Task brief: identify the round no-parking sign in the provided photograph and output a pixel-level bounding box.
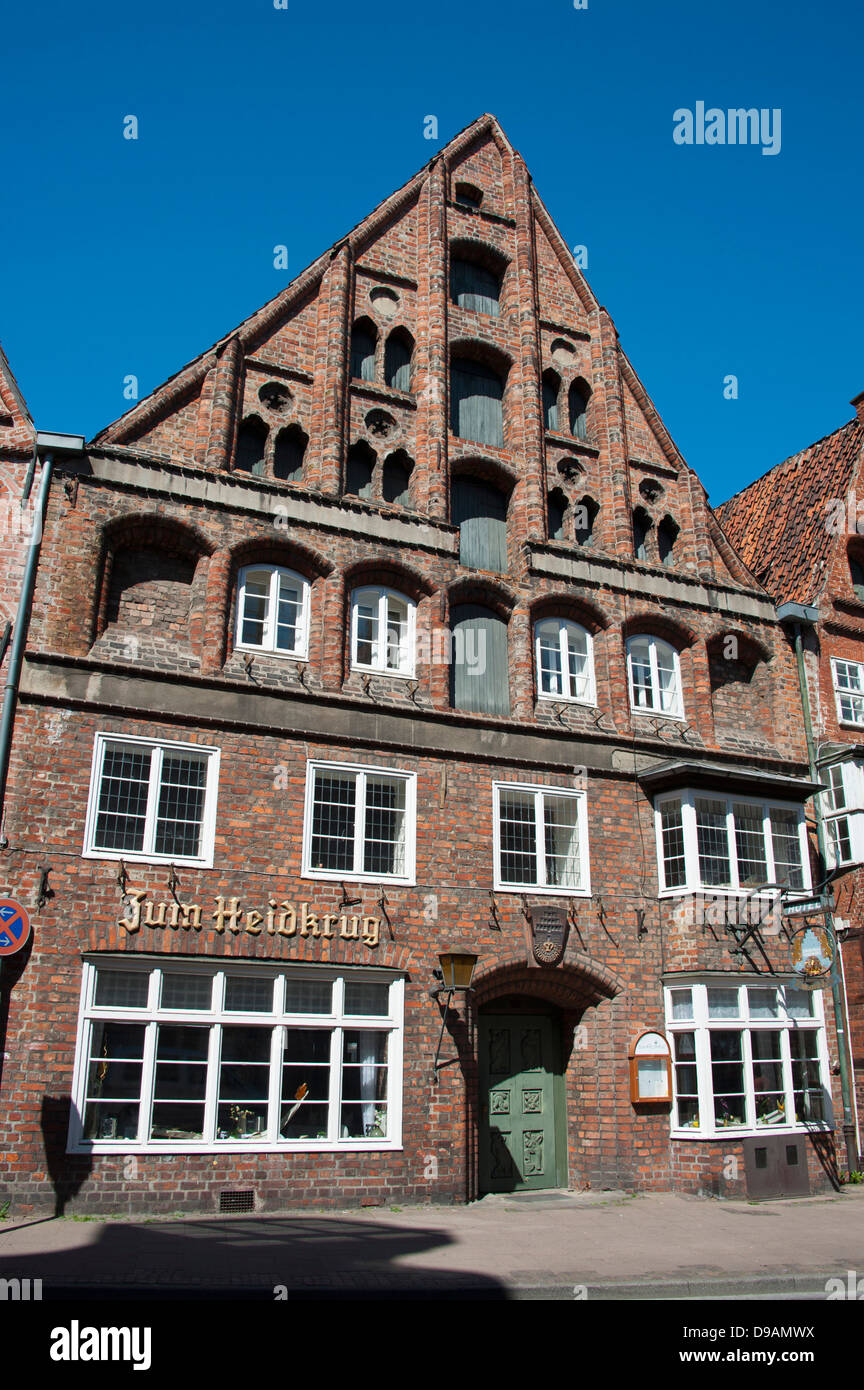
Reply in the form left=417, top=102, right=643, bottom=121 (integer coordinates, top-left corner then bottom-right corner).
left=0, top=899, right=30, bottom=956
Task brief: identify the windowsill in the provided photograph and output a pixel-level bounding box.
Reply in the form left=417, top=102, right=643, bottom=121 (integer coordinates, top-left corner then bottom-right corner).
left=630, top=706, right=685, bottom=723
left=234, top=645, right=308, bottom=662
left=82, top=848, right=214, bottom=870
left=537, top=694, right=596, bottom=709
left=658, top=886, right=785, bottom=899
left=301, top=868, right=415, bottom=888
left=671, top=1124, right=832, bottom=1142
left=70, top=1141, right=405, bottom=1156
left=494, top=883, right=590, bottom=898
left=350, top=665, right=416, bottom=681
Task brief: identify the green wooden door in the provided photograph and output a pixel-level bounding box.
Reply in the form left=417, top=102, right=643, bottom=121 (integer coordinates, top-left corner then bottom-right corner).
left=479, top=1015, right=561, bottom=1193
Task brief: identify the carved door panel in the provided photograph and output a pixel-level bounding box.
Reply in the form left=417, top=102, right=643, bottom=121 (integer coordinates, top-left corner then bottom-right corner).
left=478, top=1015, right=559, bottom=1192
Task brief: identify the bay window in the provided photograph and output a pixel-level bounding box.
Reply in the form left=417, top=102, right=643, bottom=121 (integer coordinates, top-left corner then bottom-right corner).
left=493, top=781, right=590, bottom=894
left=83, top=734, right=220, bottom=868
left=664, top=980, right=830, bottom=1137
left=823, top=759, right=864, bottom=868
left=350, top=586, right=415, bottom=677
left=70, top=959, right=404, bottom=1152
left=235, top=565, right=309, bottom=659
left=627, top=635, right=683, bottom=717
left=655, top=791, right=809, bottom=894
left=303, top=761, right=416, bottom=885
left=535, top=618, right=595, bottom=704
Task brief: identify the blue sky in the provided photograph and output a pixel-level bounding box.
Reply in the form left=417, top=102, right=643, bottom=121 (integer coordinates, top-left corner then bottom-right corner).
left=1, top=0, right=861, bottom=504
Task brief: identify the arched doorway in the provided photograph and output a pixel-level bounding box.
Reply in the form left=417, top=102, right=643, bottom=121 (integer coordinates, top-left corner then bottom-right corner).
left=473, top=959, right=621, bottom=1196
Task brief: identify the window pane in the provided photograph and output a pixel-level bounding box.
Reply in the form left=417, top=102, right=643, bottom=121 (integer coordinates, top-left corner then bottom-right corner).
left=835, top=661, right=864, bottom=724
left=707, top=987, right=739, bottom=1018
left=385, top=598, right=408, bottom=671
left=216, top=1026, right=271, bottom=1139
left=151, top=1024, right=209, bottom=1139
left=656, top=645, right=679, bottom=714
left=695, top=798, right=732, bottom=886
left=161, top=973, right=213, bottom=1011
left=710, top=1030, right=746, bottom=1127
left=628, top=639, right=653, bottom=708
left=770, top=809, right=804, bottom=889
left=827, top=815, right=852, bottom=865
left=565, top=626, right=591, bottom=700
left=240, top=571, right=269, bottom=647
left=94, top=746, right=151, bottom=851
left=311, top=773, right=355, bottom=872
left=284, top=980, right=333, bottom=1014
left=784, top=988, right=814, bottom=1020
left=364, top=776, right=406, bottom=876
left=537, top=622, right=563, bottom=696
left=341, top=1030, right=389, bottom=1137
left=747, top=987, right=779, bottom=1019
left=94, top=968, right=149, bottom=1008
left=354, top=595, right=378, bottom=668
left=673, top=1031, right=699, bottom=1129
left=790, top=1031, right=824, bottom=1122
left=154, top=754, right=207, bottom=859
left=224, top=976, right=274, bottom=1013
left=344, top=982, right=390, bottom=1016
left=660, top=799, right=687, bottom=889
left=733, top=803, right=768, bottom=886
left=670, top=988, right=693, bottom=1021
left=499, top=790, right=536, bottom=885
left=275, top=574, right=302, bottom=652
left=543, top=794, right=581, bottom=888
left=280, top=1030, right=332, bottom=1139
left=750, top=1030, right=786, bottom=1126
left=83, top=1021, right=145, bottom=1140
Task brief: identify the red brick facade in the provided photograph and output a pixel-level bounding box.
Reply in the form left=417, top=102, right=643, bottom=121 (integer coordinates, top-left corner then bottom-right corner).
left=0, top=116, right=847, bottom=1216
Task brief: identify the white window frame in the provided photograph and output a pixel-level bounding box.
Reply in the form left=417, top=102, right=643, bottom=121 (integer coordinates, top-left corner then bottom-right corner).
left=68, top=958, right=404, bottom=1154
left=653, top=790, right=811, bottom=897
left=350, top=586, right=416, bottom=678
left=235, top=564, right=310, bottom=660
left=82, top=733, right=221, bottom=868
left=626, top=635, right=683, bottom=719
left=832, top=657, right=864, bottom=727
left=664, top=978, right=832, bottom=1139
left=302, top=760, right=417, bottom=886
left=822, top=759, right=864, bottom=868
left=534, top=618, right=596, bottom=705
left=492, top=780, right=591, bottom=896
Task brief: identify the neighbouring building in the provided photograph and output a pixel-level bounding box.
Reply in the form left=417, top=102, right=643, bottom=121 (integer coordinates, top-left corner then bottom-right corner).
left=0, top=342, right=36, bottom=717
left=0, top=116, right=848, bottom=1216
left=718, top=395, right=864, bottom=1163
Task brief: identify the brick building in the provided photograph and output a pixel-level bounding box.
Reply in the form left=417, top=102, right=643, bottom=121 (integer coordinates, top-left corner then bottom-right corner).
left=0, top=116, right=848, bottom=1216
left=0, top=343, right=36, bottom=709
left=718, top=395, right=864, bottom=1166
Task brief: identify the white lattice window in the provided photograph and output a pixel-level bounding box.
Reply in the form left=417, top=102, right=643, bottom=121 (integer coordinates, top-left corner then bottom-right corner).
left=535, top=619, right=595, bottom=704
left=302, top=762, right=416, bottom=885
left=493, top=782, right=590, bottom=895
left=627, top=635, right=683, bottom=718
left=236, top=566, right=309, bottom=658
left=350, top=587, right=415, bottom=677
left=654, top=791, right=810, bottom=895
left=832, top=659, right=864, bottom=727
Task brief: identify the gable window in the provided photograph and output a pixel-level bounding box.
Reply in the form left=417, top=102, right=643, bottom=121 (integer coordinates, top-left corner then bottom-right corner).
left=451, top=478, right=508, bottom=572
left=384, top=330, right=414, bottom=392
left=450, top=260, right=501, bottom=317
left=568, top=381, right=589, bottom=441
left=345, top=442, right=376, bottom=499
left=235, top=417, right=268, bottom=476
left=450, top=358, right=504, bottom=447
left=493, top=782, right=590, bottom=895
left=302, top=762, right=416, bottom=885
left=665, top=981, right=830, bottom=1137
left=381, top=452, right=413, bottom=506
left=450, top=603, right=510, bottom=716
left=850, top=556, right=864, bottom=602
left=627, top=635, right=683, bottom=717
left=542, top=371, right=560, bottom=432
left=535, top=619, right=595, bottom=704
left=235, top=565, right=309, bottom=658
left=350, top=321, right=377, bottom=382
left=574, top=495, right=599, bottom=547
left=273, top=425, right=307, bottom=482
left=69, top=959, right=404, bottom=1152
left=832, top=658, right=864, bottom=726
left=547, top=490, right=567, bottom=542
left=83, top=734, right=220, bottom=867
left=633, top=507, right=653, bottom=561
left=350, top=587, right=415, bottom=677
left=654, top=792, right=809, bottom=894
left=658, top=515, right=679, bottom=567
left=823, top=759, right=864, bottom=867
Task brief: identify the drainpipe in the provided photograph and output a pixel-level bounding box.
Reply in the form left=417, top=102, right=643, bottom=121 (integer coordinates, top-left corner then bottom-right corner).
left=0, top=432, right=85, bottom=838
left=778, top=601, right=859, bottom=1173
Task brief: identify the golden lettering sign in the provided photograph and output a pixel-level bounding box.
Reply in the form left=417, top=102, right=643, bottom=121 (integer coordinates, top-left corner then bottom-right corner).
left=118, top=891, right=380, bottom=948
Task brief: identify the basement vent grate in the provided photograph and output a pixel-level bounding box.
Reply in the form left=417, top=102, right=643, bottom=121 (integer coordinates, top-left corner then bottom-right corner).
left=219, top=1189, right=255, bottom=1214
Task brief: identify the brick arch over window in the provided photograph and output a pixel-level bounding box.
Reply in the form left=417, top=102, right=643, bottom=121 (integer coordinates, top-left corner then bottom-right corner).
left=707, top=630, right=773, bottom=737
left=447, top=576, right=517, bottom=622
left=621, top=612, right=696, bottom=651
left=342, top=559, right=435, bottom=606
left=449, top=238, right=510, bottom=318
left=530, top=594, right=610, bottom=635
left=224, top=537, right=335, bottom=665
left=94, top=515, right=214, bottom=660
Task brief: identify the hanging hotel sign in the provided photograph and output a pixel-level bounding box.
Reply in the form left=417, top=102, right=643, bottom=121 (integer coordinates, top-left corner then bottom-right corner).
left=525, top=901, right=569, bottom=967
left=118, top=891, right=381, bottom=948
left=789, top=923, right=835, bottom=987
left=783, top=896, right=827, bottom=919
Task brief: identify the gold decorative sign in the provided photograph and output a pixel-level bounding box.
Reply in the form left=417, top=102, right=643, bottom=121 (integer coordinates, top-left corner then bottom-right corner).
left=118, top=891, right=381, bottom=948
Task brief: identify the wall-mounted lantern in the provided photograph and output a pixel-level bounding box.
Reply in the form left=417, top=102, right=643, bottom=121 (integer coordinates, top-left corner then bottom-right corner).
left=431, top=950, right=478, bottom=1083
left=628, top=1031, right=672, bottom=1104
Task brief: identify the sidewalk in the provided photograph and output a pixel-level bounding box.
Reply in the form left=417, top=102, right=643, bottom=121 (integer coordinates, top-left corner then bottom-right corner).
left=1, top=1187, right=863, bottom=1299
